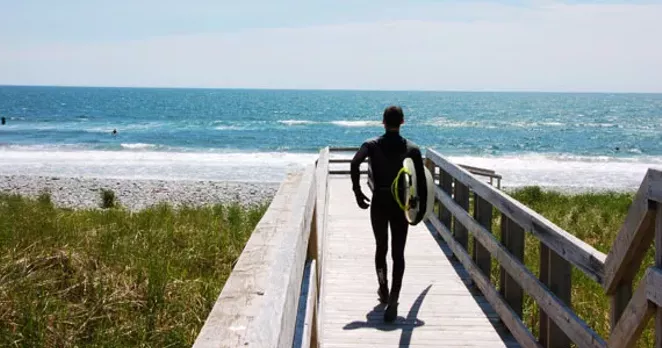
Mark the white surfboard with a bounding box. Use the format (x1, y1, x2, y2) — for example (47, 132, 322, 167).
(402, 157, 435, 225)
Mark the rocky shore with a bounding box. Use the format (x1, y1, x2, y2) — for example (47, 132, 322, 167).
(0, 175, 280, 211)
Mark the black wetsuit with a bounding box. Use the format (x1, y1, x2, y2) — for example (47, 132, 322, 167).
(350, 131, 425, 305)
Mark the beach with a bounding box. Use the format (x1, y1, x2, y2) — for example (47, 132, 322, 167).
(0, 175, 280, 211)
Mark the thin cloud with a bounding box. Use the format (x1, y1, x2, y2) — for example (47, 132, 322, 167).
(1, 1, 660, 92)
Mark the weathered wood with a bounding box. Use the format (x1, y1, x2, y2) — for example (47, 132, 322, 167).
(648, 267, 662, 308)
(301, 260, 318, 348)
(434, 186, 606, 348)
(454, 179, 470, 250)
(429, 215, 541, 348)
(656, 206, 662, 348)
(603, 172, 660, 294)
(539, 244, 550, 346)
(544, 249, 572, 348)
(611, 283, 633, 333)
(426, 149, 607, 283)
(608, 268, 656, 348)
(315, 147, 330, 344)
(500, 214, 525, 318)
(193, 166, 316, 348)
(322, 176, 519, 347)
(473, 195, 493, 277)
(439, 168, 453, 229)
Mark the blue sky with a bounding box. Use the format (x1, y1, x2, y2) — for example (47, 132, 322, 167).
(1, 1, 661, 92)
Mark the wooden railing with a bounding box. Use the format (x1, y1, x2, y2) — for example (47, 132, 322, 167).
(424, 147, 662, 348)
(192, 148, 330, 348)
(328, 146, 502, 188)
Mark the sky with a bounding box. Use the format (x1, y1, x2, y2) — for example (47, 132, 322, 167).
(0, 0, 661, 92)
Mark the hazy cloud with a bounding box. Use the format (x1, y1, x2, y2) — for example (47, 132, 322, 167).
(1, 1, 660, 92)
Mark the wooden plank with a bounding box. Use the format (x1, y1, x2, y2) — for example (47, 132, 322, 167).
(426, 148, 606, 283)
(315, 147, 330, 343)
(434, 186, 606, 348)
(473, 195, 493, 277)
(193, 167, 316, 348)
(603, 170, 660, 294)
(500, 214, 524, 318)
(321, 176, 518, 348)
(454, 180, 470, 250)
(544, 249, 572, 348)
(608, 268, 656, 348)
(611, 283, 633, 332)
(440, 168, 453, 229)
(428, 215, 541, 348)
(539, 244, 550, 346)
(647, 267, 662, 308)
(301, 260, 318, 348)
(656, 206, 662, 348)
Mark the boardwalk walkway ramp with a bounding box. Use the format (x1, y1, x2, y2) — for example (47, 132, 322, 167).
(193, 146, 662, 348)
(321, 174, 518, 347)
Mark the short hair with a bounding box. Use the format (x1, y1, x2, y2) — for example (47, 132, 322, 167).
(383, 106, 404, 128)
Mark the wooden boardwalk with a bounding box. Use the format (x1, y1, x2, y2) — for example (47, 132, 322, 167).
(320, 175, 519, 347)
(192, 147, 662, 348)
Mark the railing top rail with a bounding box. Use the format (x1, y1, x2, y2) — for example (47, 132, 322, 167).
(193, 164, 318, 348)
(326, 146, 502, 180)
(426, 147, 607, 283)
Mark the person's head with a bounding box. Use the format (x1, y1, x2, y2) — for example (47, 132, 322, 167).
(382, 105, 404, 131)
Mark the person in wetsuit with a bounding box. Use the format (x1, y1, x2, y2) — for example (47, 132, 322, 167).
(350, 105, 426, 323)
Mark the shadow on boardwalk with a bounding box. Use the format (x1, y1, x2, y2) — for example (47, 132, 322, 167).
(342, 284, 432, 347)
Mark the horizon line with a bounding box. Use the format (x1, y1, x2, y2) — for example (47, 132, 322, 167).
(1, 83, 661, 95)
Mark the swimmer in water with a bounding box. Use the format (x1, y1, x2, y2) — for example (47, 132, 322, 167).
(112, 129, 117, 136)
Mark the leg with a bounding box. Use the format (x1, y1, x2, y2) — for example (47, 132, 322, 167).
(384, 207, 409, 322)
(389, 213, 409, 303)
(370, 198, 389, 302)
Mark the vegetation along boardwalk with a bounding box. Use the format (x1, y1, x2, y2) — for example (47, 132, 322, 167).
(192, 146, 662, 348)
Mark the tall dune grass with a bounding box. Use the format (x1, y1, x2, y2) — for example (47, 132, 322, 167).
(0, 192, 268, 347)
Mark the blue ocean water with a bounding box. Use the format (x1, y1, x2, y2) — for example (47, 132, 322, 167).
(1, 85, 661, 188)
(1, 85, 661, 157)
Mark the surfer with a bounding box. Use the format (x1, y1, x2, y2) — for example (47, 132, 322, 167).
(112, 129, 117, 136)
(1, 116, 5, 125)
(350, 105, 426, 323)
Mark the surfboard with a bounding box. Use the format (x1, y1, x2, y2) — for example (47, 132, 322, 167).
(401, 157, 435, 225)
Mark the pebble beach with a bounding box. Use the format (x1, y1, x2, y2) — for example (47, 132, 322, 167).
(0, 175, 281, 211)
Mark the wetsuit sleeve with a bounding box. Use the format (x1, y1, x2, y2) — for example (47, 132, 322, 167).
(410, 146, 427, 222)
(351, 142, 370, 192)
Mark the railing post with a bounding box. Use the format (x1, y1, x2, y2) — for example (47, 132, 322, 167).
(424, 158, 438, 220)
(656, 205, 662, 348)
(473, 195, 492, 277)
(439, 169, 453, 230)
(453, 179, 470, 250)
(539, 243, 572, 348)
(500, 214, 524, 317)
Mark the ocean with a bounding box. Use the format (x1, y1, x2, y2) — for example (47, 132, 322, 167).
(1, 85, 661, 190)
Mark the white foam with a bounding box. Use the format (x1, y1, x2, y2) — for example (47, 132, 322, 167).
(446, 153, 662, 191)
(330, 120, 382, 127)
(1, 147, 661, 191)
(278, 120, 318, 125)
(0, 148, 318, 182)
(120, 143, 157, 150)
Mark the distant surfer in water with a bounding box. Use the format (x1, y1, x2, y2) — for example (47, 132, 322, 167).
(1, 116, 5, 125)
(350, 105, 425, 322)
(112, 129, 117, 136)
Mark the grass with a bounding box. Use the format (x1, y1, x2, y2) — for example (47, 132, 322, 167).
(0, 192, 268, 348)
(1, 185, 658, 347)
(463, 186, 656, 347)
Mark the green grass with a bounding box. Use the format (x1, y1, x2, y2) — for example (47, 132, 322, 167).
(484, 187, 656, 347)
(0, 192, 268, 348)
